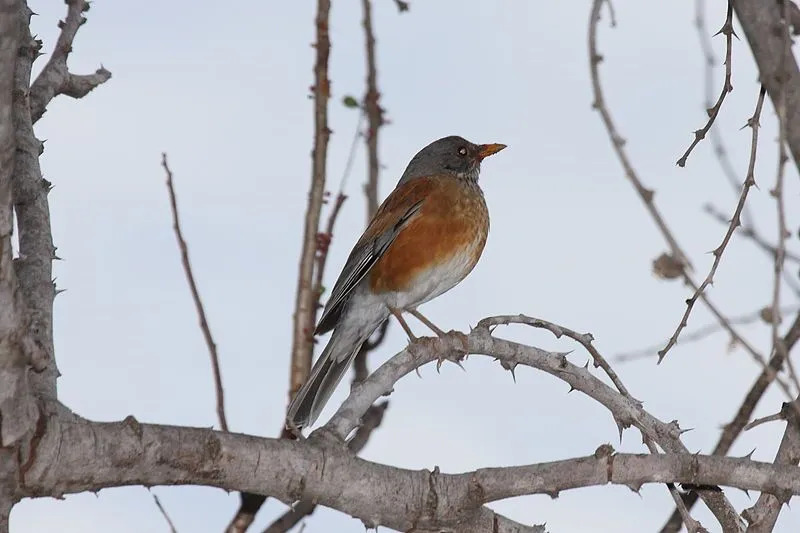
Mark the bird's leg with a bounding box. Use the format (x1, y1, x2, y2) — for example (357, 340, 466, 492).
(389, 306, 417, 341)
(408, 309, 447, 338)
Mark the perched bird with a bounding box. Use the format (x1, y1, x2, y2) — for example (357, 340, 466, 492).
(287, 135, 506, 429)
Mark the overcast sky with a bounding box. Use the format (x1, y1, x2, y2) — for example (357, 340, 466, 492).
(11, 0, 800, 531)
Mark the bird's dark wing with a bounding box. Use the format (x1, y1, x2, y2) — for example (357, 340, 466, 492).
(314, 178, 438, 335)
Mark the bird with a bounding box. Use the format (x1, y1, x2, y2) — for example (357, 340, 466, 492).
(286, 135, 506, 430)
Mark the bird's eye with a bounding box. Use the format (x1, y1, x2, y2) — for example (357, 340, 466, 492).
(457, 147, 467, 156)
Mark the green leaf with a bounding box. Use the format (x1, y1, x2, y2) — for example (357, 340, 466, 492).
(342, 95, 359, 109)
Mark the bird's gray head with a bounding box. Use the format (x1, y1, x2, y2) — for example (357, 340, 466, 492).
(397, 135, 506, 185)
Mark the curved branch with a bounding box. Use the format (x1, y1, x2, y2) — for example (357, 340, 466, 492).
(322, 318, 742, 529)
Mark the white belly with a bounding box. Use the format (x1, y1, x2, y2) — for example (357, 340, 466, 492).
(384, 245, 480, 311)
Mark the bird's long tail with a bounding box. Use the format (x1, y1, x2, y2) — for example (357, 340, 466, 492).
(287, 330, 365, 430)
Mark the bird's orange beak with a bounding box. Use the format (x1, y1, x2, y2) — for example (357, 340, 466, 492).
(476, 143, 507, 161)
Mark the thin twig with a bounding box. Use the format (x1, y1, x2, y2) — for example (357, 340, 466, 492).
(312, 192, 348, 302)
(226, 2, 333, 530)
(588, 0, 767, 375)
(162, 153, 228, 432)
(362, 0, 383, 221)
(588, 1, 689, 270)
(744, 411, 786, 431)
(703, 204, 800, 264)
(677, 0, 735, 167)
(694, 0, 754, 227)
(659, 86, 766, 363)
(152, 493, 178, 533)
(614, 304, 800, 363)
(288, 0, 333, 401)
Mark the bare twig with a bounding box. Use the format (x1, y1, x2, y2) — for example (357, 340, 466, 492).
(588, 0, 766, 374)
(289, 0, 332, 401)
(744, 410, 786, 432)
(152, 494, 178, 533)
(695, 0, 754, 227)
(660, 86, 766, 363)
(614, 304, 800, 363)
(162, 154, 228, 432)
(660, 311, 800, 532)
(362, 0, 383, 221)
(588, 0, 689, 269)
(677, 0, 735, 167)
(703, 204, 800, 264)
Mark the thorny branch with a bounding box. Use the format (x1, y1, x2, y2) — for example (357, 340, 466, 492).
(742, 399, 800, 531)
(28, 0, 110, 124)
(695, 0, 754, 227)
(677, 1, 735, 167)
(660, 311, 800, 532)
(614, 304, 800, 363)
(588, 0, 766, 374)
(659, 87, 771, 366)
(162, 154, 228, 432)
(703, 204, 800, 265)
(321, 318, 742, 530)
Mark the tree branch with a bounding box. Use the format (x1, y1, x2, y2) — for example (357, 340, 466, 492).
(289, 0, 331, 403)
(24, 411, 800, 532)
(162, 154, 228, 432)
(660, 86, 767, 364)
(322, 318, 742, 530)
(28, 0, 111, 123)
(676, 0, 735, 167)
(742, 399, 800, 531)
(733, 0, 800, 174)
(660, 310, 800, 532)
(588, 0, 761, 373)
(361, 0, 383, 221)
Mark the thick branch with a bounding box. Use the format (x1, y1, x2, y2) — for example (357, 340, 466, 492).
(26, 414, 543, 533)
(734, 0, 800, 174)
(22, 414, 800, 532)
(28, 0, 111, 123)
(322, 320, 741, 529)
(12, 2, 58, 398)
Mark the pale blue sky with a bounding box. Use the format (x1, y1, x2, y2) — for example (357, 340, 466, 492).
(11, 1, 800, 531)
